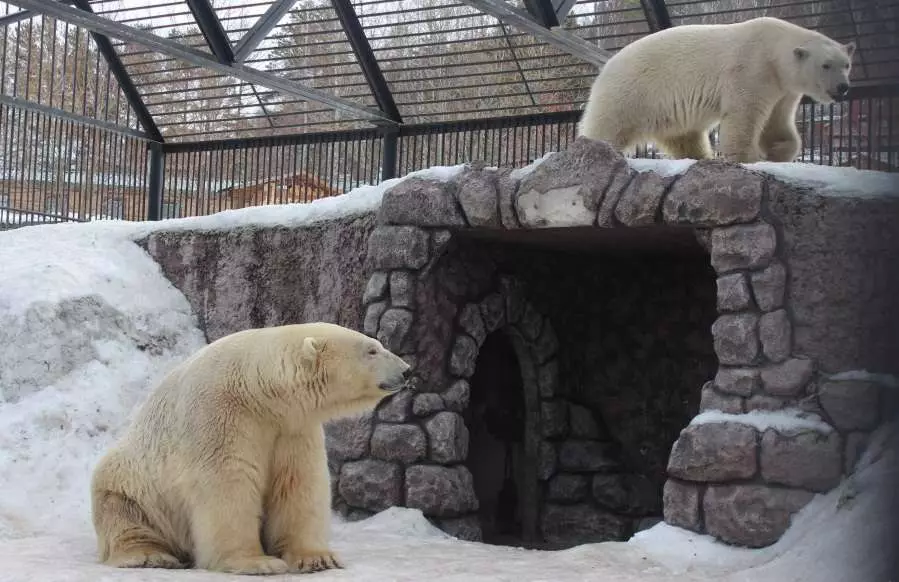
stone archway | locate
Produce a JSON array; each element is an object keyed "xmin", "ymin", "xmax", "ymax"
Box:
[
  {"xmin": 441, "ymin": 274, "xmax": 559, "ymax": 545},
  {"xmin": 330, "ymin": 137, "xmax": 889, "ymax": 551}
]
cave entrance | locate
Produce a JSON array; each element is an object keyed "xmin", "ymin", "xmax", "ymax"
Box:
[{"xmin": 463, "ymin": 330, "xmax": 529, "ymax": 547}]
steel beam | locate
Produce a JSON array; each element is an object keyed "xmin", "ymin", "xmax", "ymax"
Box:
[
  {"xmin": 331, "ymin": 0, "xmax": 401, "ymax": 123},
  {"xmin": 6, "ymin": 0, "xmax": 398, "ymax": 125},
  {"xmin": 461, "ymin": 0, "xmax": 612, "ymax": 67},
  {"xmin": 71, "ymin": 0, "xmax": 163, "ymax": 141},
  {"xmin": 523, "ymin": 0, "xmax": 558, "ymax": 28},
  {"xmin": 0, "ymin": 94, "xmax": 155, "ymax": 141},
  {"xmin": 184, "ymin": 0, "xmax": 234, "ymax": 64},
  {"xmin": 0, "ymin": 0, "xmax": 74, "ymax": 27},
  {"xmin": 639, "ymin": 0, "xmax": 672, "ymax": 32},
  {"xmin": 234, "ymin": 0, "xmax": 297, "ymax": 63},
  {"xmin": 0, "ymin": 10, "xmax": 31, "ymax": 26},
  {"xmin": 553, "ymin": 0, "xmax": 578, "ymax": 21}
]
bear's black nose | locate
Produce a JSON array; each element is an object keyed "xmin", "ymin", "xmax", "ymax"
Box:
[
  {"xmin": 402, "ymin": 368, "xmax": 412, "ymax": 379},
  {"xmin": 836, "ymin": 83, "xmax": 850, "ymax": 96}
]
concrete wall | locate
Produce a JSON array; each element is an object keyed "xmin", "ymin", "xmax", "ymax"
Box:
[
  {"xmin": 768, "ymin": 187, "xmax": 899, "ymax": 374},
  {"xmin": 138, "ymin": 213, "xmax": 378, "ymax": 342}
]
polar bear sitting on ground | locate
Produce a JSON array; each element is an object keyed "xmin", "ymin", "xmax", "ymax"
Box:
[
  {"xmin": 90, "ymin": 322, "xmax": 410, "ymax": 575},
  {"xmin": 577, "ymin": 17, "xmax": 855, "ymax": 163}
]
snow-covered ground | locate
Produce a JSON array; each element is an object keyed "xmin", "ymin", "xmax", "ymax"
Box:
[{"xmin": 0, "ymin": 167, "xmax": 897, "ymax": 582}]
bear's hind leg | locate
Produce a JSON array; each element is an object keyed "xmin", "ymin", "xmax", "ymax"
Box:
[
  {"xmin": 92, "ymin": 490, "xmax": 187, "ymax": 570},
  {"xmin": 759, "ymin": 95, "xmax": 803, "ymax": 162},
  {"xmin": 264, "ymin": 426, "xmax": 343, "ymax": 574},
  {"xmin": 657, "ymin": 131, "xmax": 714, "ymax": 160}
]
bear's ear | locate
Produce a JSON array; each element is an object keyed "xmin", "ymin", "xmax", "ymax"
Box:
[
  {"xmin": 844, "ymin": 41, "xmax": 856, "ymax": 57},
  {"xmin": 793, "ymin": 47, "xmax": 809, "ymax": 61},
  {"xmin": 300, "ymin": 336, "xmax": 325, "ymax": 370}
]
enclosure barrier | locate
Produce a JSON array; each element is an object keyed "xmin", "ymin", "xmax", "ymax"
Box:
[{"xmin": 1, "ymin": 85, "xmax": 897, "ymax": 228}]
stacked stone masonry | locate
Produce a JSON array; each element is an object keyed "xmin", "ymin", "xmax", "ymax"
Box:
[
  {"xmin": 140, "ymin": 137, "xmax": 899, "ymax": 551},
  {"xmin": 327, "ymin": 138, "xmax": 899, "ymax": 550}
]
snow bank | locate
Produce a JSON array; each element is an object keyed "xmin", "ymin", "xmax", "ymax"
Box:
[
  {"xmin": 627, "ymin": 157, "xmax": 697, "ymax": 177},
  {"xmin": 131, "ymin": 164, "xmax": 467, "ymax": 236},
  {"xmin": 632, "ymin": 420, "xmax": 898, "ymax": 582},
  {"xmin": 747, "ymin": 161, "xmax": 899, "ymax": 198},
  {"xmin": 0, "ymin": 225, "xmax": 206, "ymax": 540},
  {"xmin": 689, "ymin": 409, "xmax": 834, "ymax": 433}
]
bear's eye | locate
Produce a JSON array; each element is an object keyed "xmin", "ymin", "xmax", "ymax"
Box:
[
  {"xmin": 367, "ymin": 347, "xmax": 378, "ymax": 356},
  {"xmin": 822, "ymin": 63, "xmax": 831, "ymax": 70}
]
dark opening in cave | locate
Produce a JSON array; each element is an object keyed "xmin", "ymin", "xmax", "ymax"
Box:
[
  {"xmin": 450, "ymin": 227, "xmax": 718, "ymax": 548},
  {"xmin": 463, "ymin": 331, "xmax": 528, "ymax": 547}
]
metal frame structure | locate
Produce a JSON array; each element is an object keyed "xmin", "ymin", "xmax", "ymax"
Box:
[
  {"xmin": 1, "ymin": 0, "xmax": 897, "ymax": 225},
  {"xmin": 6, "ymin": 0, "xmax": 892, "ymax": 142},
  {"xmin": 5, "ymin": 0, "xmax": 397, "ymax": 125}
]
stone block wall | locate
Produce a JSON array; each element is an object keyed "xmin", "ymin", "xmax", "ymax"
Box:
[
  {"xmin": 138, "ymin": 137, "xmax": 899, "ymax": 551},
  {"xmin": 343, "ymin": 138, "xmax": 899, "ymax": 549}
]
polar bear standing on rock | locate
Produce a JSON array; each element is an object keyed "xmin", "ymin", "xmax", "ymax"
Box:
[
  {"xmin": 578, "ymin": 17, "xmax": 855, "ymax": 163},
  {"xmin": 90, "ymin": 322, "xmax": 411, "ymax": 575}
]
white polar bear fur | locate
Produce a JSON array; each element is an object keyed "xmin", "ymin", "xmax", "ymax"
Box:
[
  {"xmin": 577, "ymin": 17, "xmax": 856, "ymax": 163},
  {"xmin": 90, "ymin": 322, "xmax": 410, "ymax": 575}
]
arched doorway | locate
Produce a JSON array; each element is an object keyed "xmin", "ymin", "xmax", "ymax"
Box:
[{"xmin": 463, "ymin": 331, "xmax": 527, "ymax": 545}]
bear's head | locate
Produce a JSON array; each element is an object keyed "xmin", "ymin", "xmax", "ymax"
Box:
[
  {"xmin": 790, "ymin": 38, "xmax": 855, "ymax": 104},
  {"xmin": 297, "ymin": 323, "xmax": 411, "ymax": 418}
]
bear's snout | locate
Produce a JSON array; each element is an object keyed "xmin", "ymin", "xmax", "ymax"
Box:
[
  {"xmin": 378, "ymin": 360, "xmax": 412, "ymax": 393},
  {"xmin": 829, "ymin": 82, "xmax": 850, "ymax": 101}
]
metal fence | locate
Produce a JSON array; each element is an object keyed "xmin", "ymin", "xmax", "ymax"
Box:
[{"xmin": 1, "ymin": 86, "xmax": 897, "ymax": 228}]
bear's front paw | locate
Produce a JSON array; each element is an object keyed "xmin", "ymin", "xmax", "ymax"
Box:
[
  {"xmin": 215, "ymin": 555, "xmax": 289, "ymax": 575},
  {"xmin": 284, "ymin": 550, "xmax": 343, "ymax": 573}
]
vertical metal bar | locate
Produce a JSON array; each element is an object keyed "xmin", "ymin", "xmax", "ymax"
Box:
[
  {"xmin": 192, "ymin": 149, "xmax": 201, "ymax": 216},
  {"xmin": 827, "ymin": 103, "xmax": 834, "ymax": 166},
  {"xmin": 0, "ymin": 4, "xmax": 8, "ymax": 97},
  {"xmin": 866, "ymin": 97, "xmax": 873, "ymax": 169},
  {"xmin": 372, "ymin": 135, "xmax": 380, "ymax": 184},
  {"xmin": 140, "ymin": 137, "xmax": 149, "ymax": 220},
  {"xmin": 147, "ymin": 141, "xmax": 164, "ymax": 221},
  {"xmin": 298, "ymin": 142, "xmax": 308, "ymax": 201},
  {"xmin": 121, "ymin": 135, "xmax": 130, "ymax": 220},
  {"xmin": 328, "ymin": 140, "xmax": 336, "ymax": 194},
  {"xmin": 341, "ymin": 139, "xmax": 349, "ymax": 192},
  {"xmin": 254, "ymin": 145, "xmax": 263, "ymax": 207},
  {"xmin": 227, "ymin": 146, "xmax": 236, "ymax": 214},
  {"xmin": 85, "ymin": 127, "xmax": 97, "ymax": 220},
  {"xmin": 848, "ymin": 97, "xmax": 854, "ymax": 168},
  {"xmin": 382, "ymin": 130, "xmax": 398, "ymax": 181},
  {"xmin": 808, "ymin": 104, "xmax": 816, "ymax": 164},
  {"xmin": 38, "ymin": 110, "xmax": 52, "ymax": 217},
  {"xmin": 887, "ymin": 96, "xmax": 894, "ymax": 170},
  {"xmin": 62, "ymin": 116, "xmax": 75, "ymax": 217},
  {"xmin": 240, "ymin": 145, "xmax": 249, "ymax": 209}
]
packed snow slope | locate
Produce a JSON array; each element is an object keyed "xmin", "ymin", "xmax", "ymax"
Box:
[{"xmin": 0, "ymin": 163, "xmax": 897, "ymax": 582}]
